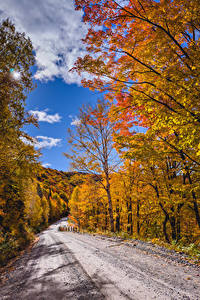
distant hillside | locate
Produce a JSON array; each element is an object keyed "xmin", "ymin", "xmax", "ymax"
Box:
[
  {"xmin": 35, "ymin": 167, "xmax": 101, "ymax": 225},
  {"xmin": 37, "ymin": 167, "xmax": 100, "ymax": 187},
  {"xmin": 37, "ymin": 167, "xmax": 89, "ymax": 188},
  {"xmin": 0, "ymin": 167, "xmax": 88, "ymax": 266}
]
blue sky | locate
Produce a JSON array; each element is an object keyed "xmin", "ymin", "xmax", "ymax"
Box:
[
  {"xmin": 25, "ymin": 79, "xmax": 100, "ymax": 171},
  {"xmin": 0, "ymin": 0, "xmax": 147, "ymax": 171},
  {"xmin": 0, "ymin": 0, "xmax": 100, "ymax": 171}
]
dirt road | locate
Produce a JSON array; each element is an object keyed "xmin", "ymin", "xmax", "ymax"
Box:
[{"xmin": 1, "ymin": 219, "xmax": 200, "ymax": 299}]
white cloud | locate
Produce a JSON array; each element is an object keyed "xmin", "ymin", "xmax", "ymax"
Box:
[
  {"xmin": 35, "ymin": 136, "xmax": 61, "ymax": 149},
  {"xmin": 42, "ymin": 163, "xmax": 51, "ymax": 168},
  {"xmin": 29, "ymin": 110, "xmax": 61, "ymax": 124},
  {"xmin": 0, "ymin": 0, "xmax": 89, "ymax": 84},
  {"xmin": 21, "ymin": 135, "xmax": 61, "ymax": 149},
  {"xmin": 20, "ymin": 136, "xmax": 36, "ymax": 146},
  {"xmin": 70, "ymin": 116, "xmax": 81, "ymax": 126}
]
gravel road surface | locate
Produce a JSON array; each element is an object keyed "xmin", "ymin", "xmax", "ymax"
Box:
[{"xmin": 1, "ymin": 219, "xmax": 200, "ymax": 299}]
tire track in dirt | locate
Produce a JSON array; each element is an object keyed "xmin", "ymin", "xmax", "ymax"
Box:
[
  {"xmin": 1, "ymin": 220, "xmax": 200, "ymax": 300},
  {"xmin": 61, "ymin": 232, "xmax": 197, "ymax": 300}
]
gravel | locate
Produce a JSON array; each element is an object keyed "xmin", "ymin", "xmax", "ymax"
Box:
[{"xmin": 0, "ymin": 219, "xmax": 200, "ymax": 299}]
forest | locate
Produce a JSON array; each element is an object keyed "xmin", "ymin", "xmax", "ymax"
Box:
[
  {"xmin": 0, "ymin": 20, "xmax": 81, "ymax": 265},
  {"xmin": 68, "ymin": 0, "xmax": 200, "ymax": 253},
  {"xmin": 1, "ymin": 0, "xmax": 200, "ymax": 266}
]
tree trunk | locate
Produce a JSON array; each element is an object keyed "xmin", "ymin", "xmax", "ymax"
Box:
[
  {"xmin": 193, "ymin": 200, "xmax": 200, "ymax": 228},
  {"xmin": 169, "ymin": 216, "xmax": 176, "ymax": 241},
  {"xmin": 115, "ymin": 199, "xmax": 120, "ymax": 232},
  {"xmin": 137, "ymin": 200, "xmax": 140, "ymax": 235},
  {"xmin": 176, "ymin": 217, "xmax": 181, "ymax": 241},
  {"xmin": 163, "ymin": 215, "xmax": 170, "ymax": 243},
  {"xmin": 105, "ymin": 209, "xmax": 108, "ymax": 231},
  {"xmin": 176, "ymin": 203, "xmax": 184, "ymax": 241},
  {"xmin": 96, "ymin": 207, "xmax": 99, "ymax": 229},
  {"xmin": 159, "ymin": 202, "xmax": 170, "ymax": 242},
  {"xmin": 187, "ymin": 173, "xmax": 200, "ymax": 228},
  {"xmin": 106, "ymin": 179, "xmax": 114, "ymax": 232},
  {"xmin": 127, "ymin": 199, "xmax": 133, "ymax": 235},
  {"xmin": 187, "ymin": 171, "xmax": 200, "ymax": 228},
  {"xmin": 181, "ymin": 155, "xmax": 200, "ymax": 229}
]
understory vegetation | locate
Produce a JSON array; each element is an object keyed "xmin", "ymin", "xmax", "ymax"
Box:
[{"xmin": 69, "ymin": 164, "xmax": 200, "ymax": 260}]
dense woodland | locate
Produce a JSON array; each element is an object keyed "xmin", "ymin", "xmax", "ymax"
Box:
[
  {"xmin": 1, "ymin": 0, "xmax": 200, "ymax": 266},
  {"xmin": 0, "ymin": 161, "xmax": 76, "ymax": 265},
  {"xmin": 68, "ymin": 101, "xmax": 200, "ymax": 246},
  {"xmin": 0, "ymin": 20, "xmax": 76, "ymax": 266},
  {"xmin": 69, "ymin": 0, "xmax": 200, "ymax": 249}
]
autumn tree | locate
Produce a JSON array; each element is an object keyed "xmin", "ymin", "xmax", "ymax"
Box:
[
  {"xmin": 0, "ymin": 20, "xmax": 75, "ymax": 265},
  {"xmin": 73, "ymin": 0, "xmax": 200, "ymax": 229},
  {"xmin": 0, "ymin": 19, "xmax": 38, "ymax": 174},
  {"xmin": 65, "ymin": 100, "xmax": 120, "ymax": 232},
  {"xmin": 0, "ymin": 19, "xmax": 39, "ymax": 264},
  {"xmin": 115, "ymin": 131, "xmax": 200, "ymax": 242},
  {"xmin": 116, "ymin": 161, "xmax": 141, "ymax": 235},
  {"xmin": 69, "ymin": 176, "xmax": 111, "ymax": 231},
  {"xmin": 24, "ymin": 180, "xmax": 43, "ymax": 230},
  {"xmin": 74, "ymin": 0, "xmax": 200, "ymax": 152}
]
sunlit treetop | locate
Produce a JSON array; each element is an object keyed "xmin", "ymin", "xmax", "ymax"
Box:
[{"xmin": 73, "ymin": 0, "xmax": 200, "ymax": 164}]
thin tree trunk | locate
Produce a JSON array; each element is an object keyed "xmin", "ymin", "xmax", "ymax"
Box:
[
  {"xmin": 193, "ymin": 200, "xmax": 200, "ymax": 228},
  {"xmin": 105, "ymin": 209, "xmax": 108, "ymax": 231},
  {"xmin": 163, "ymin": 215, "xmax": 170, "ymax": 243},
  {"xmin": 159, "ymin": 202, "xmax": 170, "ymax": 243},
  {"xmin": 179, "ymin": 150, "xmax": 200, "ymax": 229},
  {"xmin": 115, "ymin": 199, "xmax": 120, "ymax": 232},
  {"xmin": 186, "ymin": 171, "xmax": 200, "ymax": 228},
  {"xmin": 137, "ymin": 200, "xmax": 140, "ymax": 235},
  {"xmin": 106, "ymin": 180, "xmax": 114, "ymax": 232},
  {"xmin": 127, "ymin": 199, "xmax": 133, "ymax": 235},
  {"xmin": 169, "ymin": 216, "xmax": 176, "ymax": 241},
  {"xmin": 176, "ymin": 203, "xmax": 184, "ymax": 241}
]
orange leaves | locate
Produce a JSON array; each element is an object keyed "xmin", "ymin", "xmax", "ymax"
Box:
[{"xmin": 71, "ymin": 1, "xmax": 200, "ymax": 238}]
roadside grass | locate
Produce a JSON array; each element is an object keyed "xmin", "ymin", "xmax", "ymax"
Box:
[
  {"xmin": 165, "ymin": 241, "xmax": 200, "ymax": 263},
  {"xmin": 0, "ymin": 236, "xmax": 39, "ymax": 284},
  {"xmin": 0, "ymin": 231, "xmax": 35, "ymax": 267},
  {"xmin": 76, "ymin": 229, "xmax": 200, "ymax": 265}
]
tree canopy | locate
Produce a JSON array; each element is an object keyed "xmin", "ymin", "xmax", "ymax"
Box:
[{"xmin": 67, "ymin": 0, "xmax": 200, "ymax": 249}]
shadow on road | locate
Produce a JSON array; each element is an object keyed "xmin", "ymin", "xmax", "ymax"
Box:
[{"xmin": 0, "ymin": 230, "xmax": 104, "ymax": 300}]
